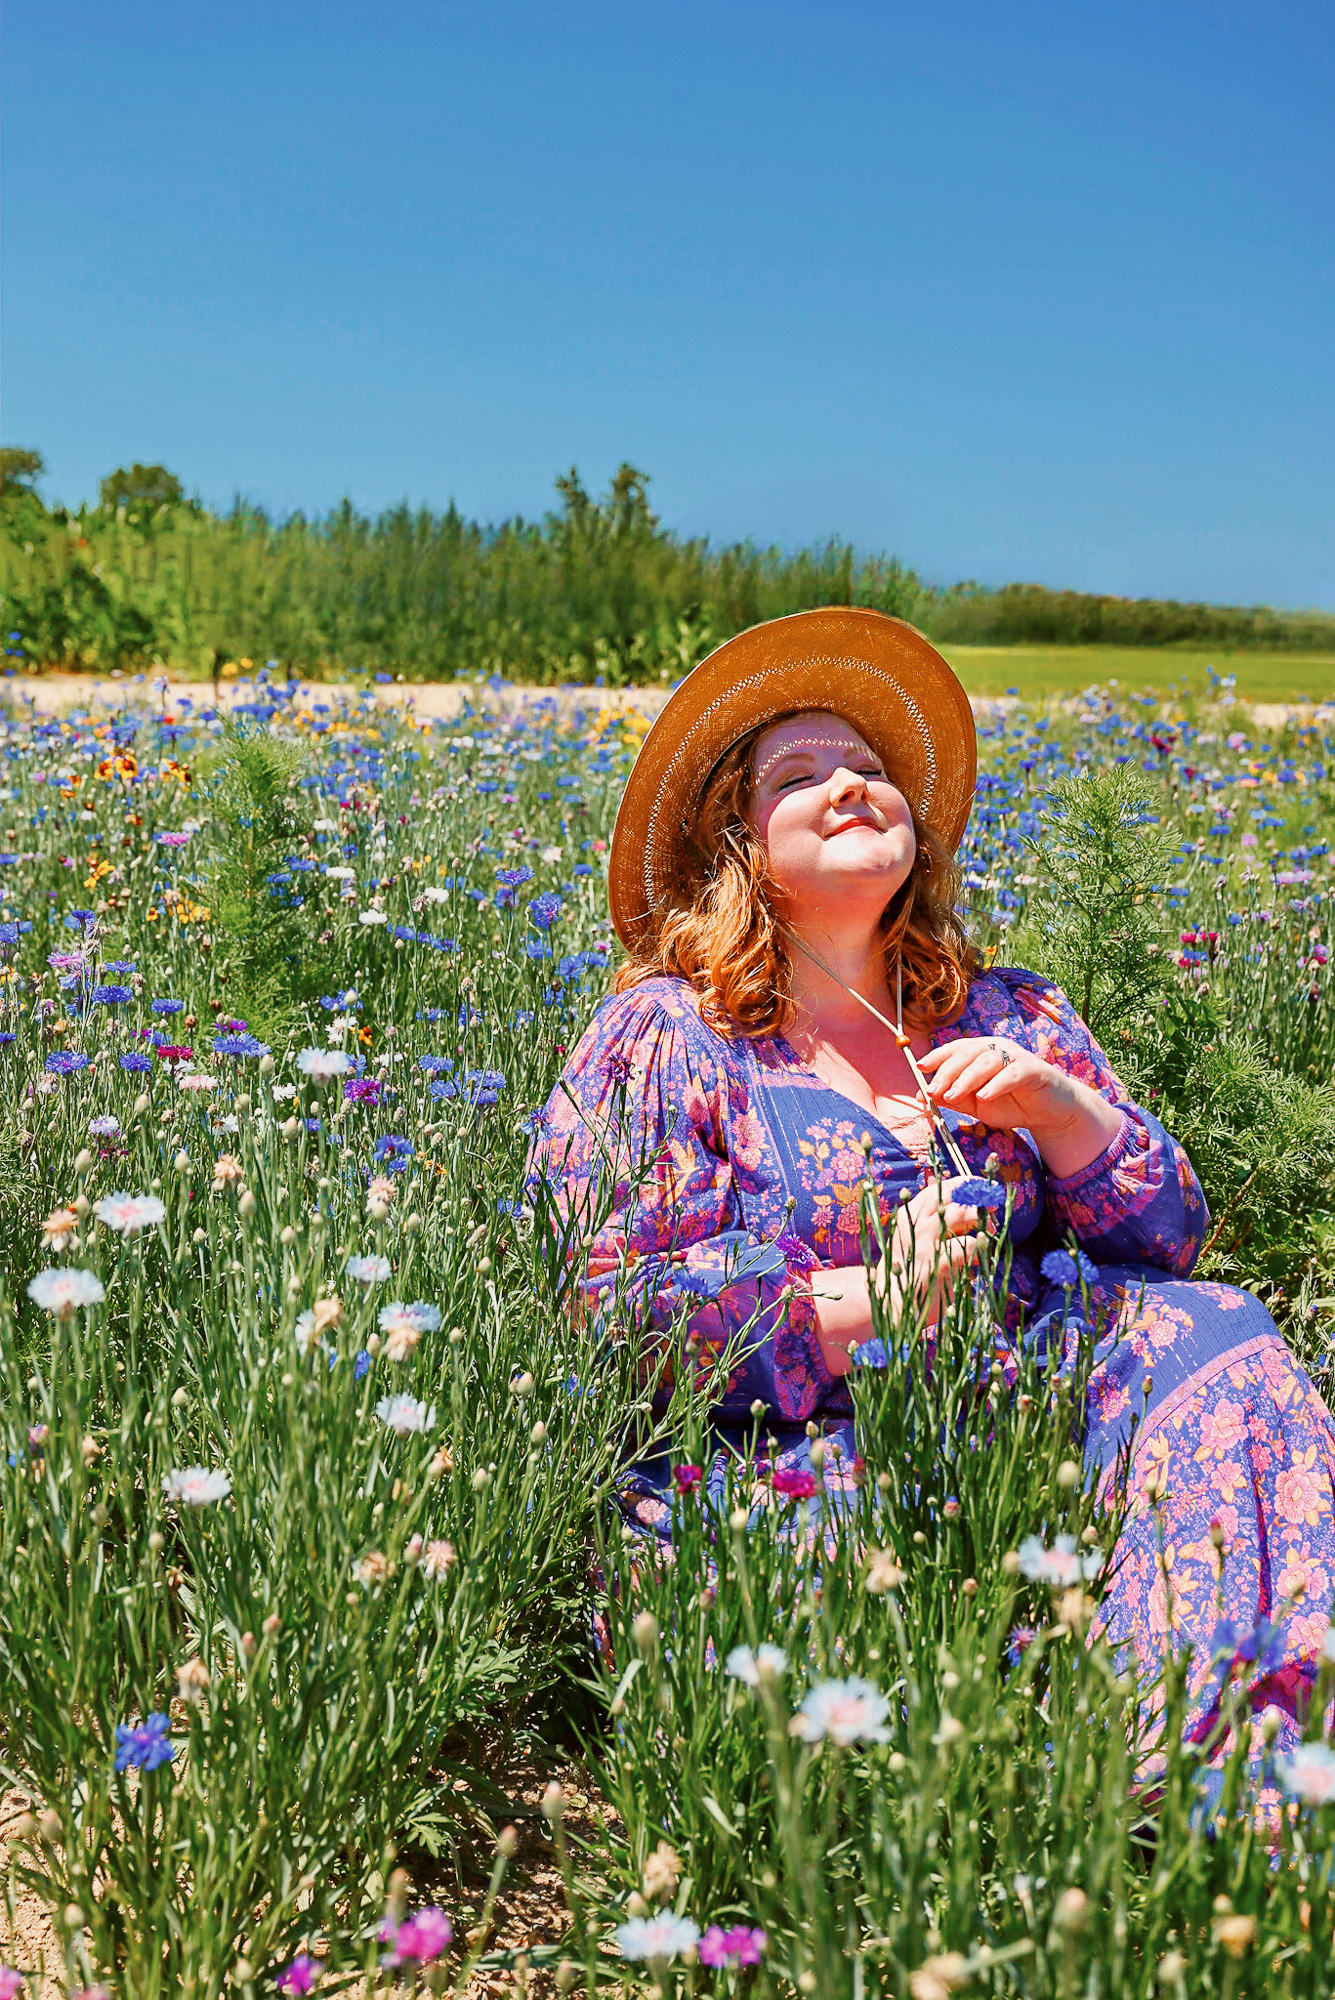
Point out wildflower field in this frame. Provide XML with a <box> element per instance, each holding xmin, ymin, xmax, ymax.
<box><xmin>1</xmin><ymin>670</ymin><xmax>1334</xmax><ymax>1998</ymax></box>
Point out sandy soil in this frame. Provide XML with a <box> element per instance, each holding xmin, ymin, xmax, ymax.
<box><xmin>2</xmin><ymin>1766</ymin><xmax>607</xmax><ymax>1995</ymax></box>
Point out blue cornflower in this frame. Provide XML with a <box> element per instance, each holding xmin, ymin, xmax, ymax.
<box><xmin>0</xmin><ymin>1032</ymin><xmax>15</xmax><ymax>1047</ymax></box>
<box><xmin>91</xmin><ymin>984</ymin><xmax>133</xmax><ymax>1006</ymax></box>
<box><xmin>0</xmin><ymin>922</ymin><xmax>19</xmax><ymax>945</ymax></box>
<box><xmin>45</xmin><ymin>1050</ymin><xmax>90</xmax><ymax>1075</ymax></box>
<box><xmin>64</xmin><ymin>909</ymin><xmax>97</xmax><ymax>931</ymax></box>
<box><xmin>373</xmin><ymin>1134</ymin><xmax>413</xmax><ymax>1172</ymax></box>
<box><xmin>429</xmin><ymin>1076</ymin><xmax>458</xmax><ymax>1101</ymax></box>
<box><xmin>418</xmin><ymin>1056</ymin><xmax>454</xmax><ymax>1074</ymax></box>
<box><xmin>524</xmin><ymin>938</ymin><xmax>549</xmax><ymax>960</ymax></box>
<box><xmin>950</xmin><ymin>1177</ymin><xmax>1008</xmax><ymax>1211</ymax></box>
<box><xmin>527</xmin><ymin>890</ymin><xmax>563</xmax><ymax>932</ymax></box>
<box><xmin>152</xmin><ymin>998</ymin><xmax>184</xmax><ymax>1015</ymax></box>
<box><xmin>495</xmin><ymin>866</ymin><xmax>534</xmax><ymax>889</ymax></box>
<box><xmin>120</xmin><ymin>1051</ymin><xmax>152</xmax><ymax>1073</ymax></box>
<box><xmin>213</xmin><ymin>1033</ymin><xmax>269</xmax><ymax>1060</ymax></box>
<box><xmin>464</xmin><ymin>1069</ymin><xmax>506</xmax><ymax>1108</ymax></box>
<box><xmin>353</xmin><ymin>1349</ymin><xmax>372</xmax><ymax>1379</ymax></box>
<box><xmin>104</xmin><ymin>960</ymin><xmax>136</xmax><ymax>973</ymax></box>
<box><xmin>114</xmin><ymin>1711</ymin><xmax>175</xmax><ymax>1773</ymax></box>
<box><xmin>1040</xmin><ymin>1248</ymin><xmax>1098</xmax><ymax>1288</ymax></box>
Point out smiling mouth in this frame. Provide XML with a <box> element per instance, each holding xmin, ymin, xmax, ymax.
<box><xmin>826</xmin><ymin>818</ymin><xmax>885</xmax><ymax>837</ymax></box>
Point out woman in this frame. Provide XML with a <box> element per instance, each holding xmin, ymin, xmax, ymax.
<box><xmin>532</xmin><ymin>607</ymin><xmax>1335</xmax><ymax>1758</ymax></box>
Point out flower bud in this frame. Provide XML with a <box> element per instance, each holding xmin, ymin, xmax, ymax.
<box><xmin>554</xmin><ymin>1963</ymin><xmax>580</xmax><ymax>1994</ymax></box>
<box><xmin>173</xmin><ymin>1149</ymin><xmax>190</xmax><ymax>1171</ymax></box>
<box><xmin>81</xmin><ymin>1435</ymin><xmax>100</xmax><ymax>1464</ymax></box>
<box><xmin>74</xmin><ymin>1148</ymin><xmax>93</xmax><ymax>1172</ymax></box>
<box><xmin>541</xmin><ymin>1781</ymin><xmax>566</xmax><ymax>1821</ymax></box>
<box><xmin>148</xmin><ymin>1530</ymin><xmax>165</xmax><ymax>1552</ymax></box>
<box><xmin>496</xmin><ymin>1824</ymin><xmax>518</xmax><ymax>1858</ymax></box>
<box><xmin>262</xmin><ymin>1612</ymin><xmax>280</xmax><ymax>1636</ymax></box>
<box><xmin>134</xmin><ymin>1094</ymin><xmax>150</xmax><ymax>1114</ymax></box>
<box><xmin>258</xmin><ymin>1053</ymin><xmax>275</xmax><ymax>1075</ymax></box>
<box><xmin>280</xmin><ymin>1225</ymin><xmax>295</xmax><ymax>1245</ymax></box>
<box><xmin>530</xmin><ymin>1420</ymin><xmax>547</xmax><ymax>1444</ymax></box>
<box><xmin>1055</xmin><ymin>1888</ymin><xmax>1088</xmax><ymax>1933</ymax></box>
<box><xmin>511</xmin><ymin>1371</ymin><xmax>535</xmax><ymax>1398</ymax></box>
<box><xmin>73</xmin><ymin>1193</ymin><xmax>91</xmax><ymax>1218</ymax></box>
<box><xmin>64</xmin><ymin>1904</ymin><xmax>85</xmax><ymax>1930</ymax></box>
<box><xmin>1056</xmin><ymin>1460</ymin><xmax>1079</xmax><ymax>1490</ymax></box>
<box><xmin>171</xmin><ymin>1387</ymin><xmax>189</xmax><ymax>1408</ymax></box>
<box><xmin>38</xmin><ymin>1810</ymin><xmax>61</xmax><ymax>1843</ymax></box>
<box><xmin>632</xmin><ymin>1610</ymin><xmax>659</xmax><ymax>1653</ymax></box>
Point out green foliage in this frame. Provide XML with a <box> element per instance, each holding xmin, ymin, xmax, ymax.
<box><xmin>3</xmin><ymin>459</ymin><xmax>1333</xmax><ymax>677</ymax></box>
<box><xmin>1008</xmin><ymin>765</ymin><xmax>1177</xmax><ymax>1038</ymax></box>
<box><xmin>202</xmin><ymin>724</ymin><xmax>329</xmax><ymax>1043</ymax></box>
<box><xmin>98</xmin><ymin>461</ymin><xmax>186</xmax><ymax>511</ymax></box>
<box><xmin>1</xmin><ymin>446</ymin><xmax>45</xmax><ymax>493</ymax></box>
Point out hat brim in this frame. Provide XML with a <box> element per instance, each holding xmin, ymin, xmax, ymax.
<box><xmin>608</xmin><ymin>607</ymin><xmax>976</xmax><ymax>952</ymax></box>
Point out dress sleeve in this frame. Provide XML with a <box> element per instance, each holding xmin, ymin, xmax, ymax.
<box><xmin>997</xmin><ymin>972</ymin><xmax>1209</xmax><ymax>1277</ymax></box>
<box><xmin>528</xmin><ymin>982</ymin><xmax>833</xmax><ymax>1422</ymax></box>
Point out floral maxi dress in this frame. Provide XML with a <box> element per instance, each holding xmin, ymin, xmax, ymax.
<box><xmin>532</xmin><ymin>966</ymin><xmax>1335</xmax><ymax>1765</ymax></box>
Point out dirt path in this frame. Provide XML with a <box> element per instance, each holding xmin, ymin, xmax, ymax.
<box><xmin>1</xmin><ymin>670</ymin><xmax>1329</xmax><ymax>735</ymax></box>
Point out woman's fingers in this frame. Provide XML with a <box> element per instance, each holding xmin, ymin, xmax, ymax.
<box><xmin>933</xmin><ymin>1051</ymin><xmax>1005</xmax><ymax>1103</ymax></box>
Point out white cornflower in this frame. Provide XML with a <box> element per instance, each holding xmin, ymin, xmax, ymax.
<box><xmin>270</xmin><ymin>1082</ymin><xmax>298</xmax><ymax>1101</ymax></box>
<box><xmin>420</xmin><ymin>885</ymin><xmax>450</xmax><ymax>904</ymax></box>
<box><xmin>296</xmin><ymin>1048</ymin><xmax>352</xmax><ymax>1079</ymax></box>
<box><xmin>1016</xmin><ymin>1534</ymin><xmax>1103</xmax><ymax>1587</ymax></box>
<box><xmin>162</xmin><ymin>1466</ymin><xmax>232</xmax><ymax>1506</ymax></box>
<box><xmin>358</xmin><ymin>908</ymin><xmax>389</xmax><ymax>926</ymax></box>
<box><xmin>376</xmin><ymin>1392</ymin><xmax>436</xmax><ymax>1435</ymax></box>
<box><xmin>725</xmin><ymin>1643</ymin><xmax>789</xmax><ymax>1686</ymax></box>
<box><xmin>347</xmin><ymin>1253</ymin><xmax>392</xmax><ymax>1284</ymax></box>
<box><xmin>27</xmin><ymin>1267</ymin><xmax>105</xmax><ymax>1316</ymax></box>
<box><xmin>790</xmin><ymin>1675</ymin><xmax>891</xmax><ymax>1746</ymax></box>
<box><xmin>616</xmin><ymin>1914</ymin><xmax>700</xmax><ymax>1963</ymax></box>
<box><xmin>1279</xmin><ymin>1742</ymin><xmax>1335</xmax><ymax>1805</ymax></box>
<box><xmin>95</xmin><ymin>1192</ymin><xmax>167</xmax><ymax>1235</ymax></box>
<box><xmin>325</xmin><ymin>865</ymin><xmax>356</xmax><ymax>880</ymax></box>
<box><xmin>421</xmin><ymin>1539</ymin><xmax>456</xmax><ymax>1578</ymax></box>
<box><xmin>177</xmin><ymin>1072</ymin><xmax>216</xmax><ymax>1092</ymax></box>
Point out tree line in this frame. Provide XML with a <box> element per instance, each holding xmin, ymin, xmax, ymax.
<box><xmin>2</xmin><ymin>449</ymin><xmax>1331</xmax><ymax>679</ymax></box>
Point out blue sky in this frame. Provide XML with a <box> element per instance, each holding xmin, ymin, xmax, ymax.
<box><xmin>5</xmin><ymin>0</ymin><xmax>1332</xmax><ymax>607</ymax></box>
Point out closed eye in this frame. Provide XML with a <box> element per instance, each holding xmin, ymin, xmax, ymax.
<box><xmin>775</xmin><ymin>764</ymin><xmax>884</xmax><ymax>791</ymax></box>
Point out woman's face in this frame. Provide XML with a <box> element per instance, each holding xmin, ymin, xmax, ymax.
<box><xmin>749</xmin><ymin>710</ymin><xmax>916</xmax><ymax>929</ymax></box>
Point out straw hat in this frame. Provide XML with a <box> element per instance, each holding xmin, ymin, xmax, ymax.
<box><xmin>608</xmin><ymin>607</ymin><xmax>976</xmax><ymax>951</ymax></box>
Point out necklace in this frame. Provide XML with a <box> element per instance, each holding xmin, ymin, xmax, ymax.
<box><xmin>781</xmin><ymin>930</ymin><xmax>972</xmax><ymax>1177</ymax></box>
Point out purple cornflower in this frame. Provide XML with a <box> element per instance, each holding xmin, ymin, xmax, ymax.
<box><xmin>277</xmin><ymin>1955</ymin><xmax>315</xmax><ymax>1994</ymax></box>
<box><xmin>699</xmin><ymin>1925</ymin><xmax>766</xmax><ymax>1969</ymax></box>
<box><xmin>113</xmin><ymin>1711</ymin><xmax>174</xmax><ymax>1772</ymax></box>
<box><xmin>343</xmin><ymin>1077</ymin><xmax>383</xmax><ymax>1106</ymax></box>
<box><xmin>673</xmin><ymin>1463</ymin><xmax>704</xmax><ymax>1497</ymax></box>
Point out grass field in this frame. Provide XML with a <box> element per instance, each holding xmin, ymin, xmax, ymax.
<box><xmin>0</xmin><ymin>676</ymin><xmax>1333</xmax><ymax>1994</ymax></box>
<box><xmin>941</xmin><ymin>644</ymin><xmax>1335</xmax><ymax>704</ymax></box>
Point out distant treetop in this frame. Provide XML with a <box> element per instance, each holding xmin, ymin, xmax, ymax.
<box><xmin>1</xmin><ymin>447</ymin><xmax>45</xmax><ymax>494</ymax></box>
<box><xmin>99</xmin><ymin>463</ymin><xmax>185</xmax><ymax>510</ymax></box>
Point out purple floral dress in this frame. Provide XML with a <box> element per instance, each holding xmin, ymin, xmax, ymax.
<box><xmin>533</xmin><ymin>968</ymin><xmax>1335</xmax><ymax>1773</ymax></box>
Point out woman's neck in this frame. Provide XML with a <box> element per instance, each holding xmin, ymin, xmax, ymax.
<box><xmin>783</xmin><ymin>917</ymin><xmax>895</xmax><ymax>1038</ymax></box>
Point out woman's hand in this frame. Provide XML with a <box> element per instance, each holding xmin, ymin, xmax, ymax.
<box><xmin>918</xmin><ymin>1036</ymin><xmax>1124</xmax><ymax>1180</ymax></box>
<box><xmin>811</xmin><ymin>1176</ymin><xmax>983</xmax><ymax>1374</ymax></box>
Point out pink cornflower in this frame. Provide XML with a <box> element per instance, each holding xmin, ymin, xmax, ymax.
<box><xmin>772</xmin><ymin>1466</ymin><xmax>818</xmax><ymax>1500</ymax></box>
<box><xmin>673</xmin><ymin>1463</ymin><xmax>703</xmax><ymax>1496</ymax></box>
<box><xmin>277</xmin><ymin>1956</ymin><xmax>315</xmax><ymax>1995</ymax></box>
<box><xmin>380</xmin><ymin>1907</ymin><xmax>452</xmax><ymax>1966</ymax></box>
<box><xmin>699</xmin><ymin>1924</ymin><xmax>767</xmax><ymax>1969</ymax></box>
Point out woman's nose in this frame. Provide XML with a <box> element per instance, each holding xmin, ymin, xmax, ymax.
<box><xmin>828</xmin><ymin>765</ymin><xmax>868</xmax><ymax>804</ymax></box>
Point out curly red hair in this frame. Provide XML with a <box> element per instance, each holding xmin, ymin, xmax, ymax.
<box><xmin>615</xmin><ymin>718</ymin><xmax>979</xmax><ymax>1036</ymax></box>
